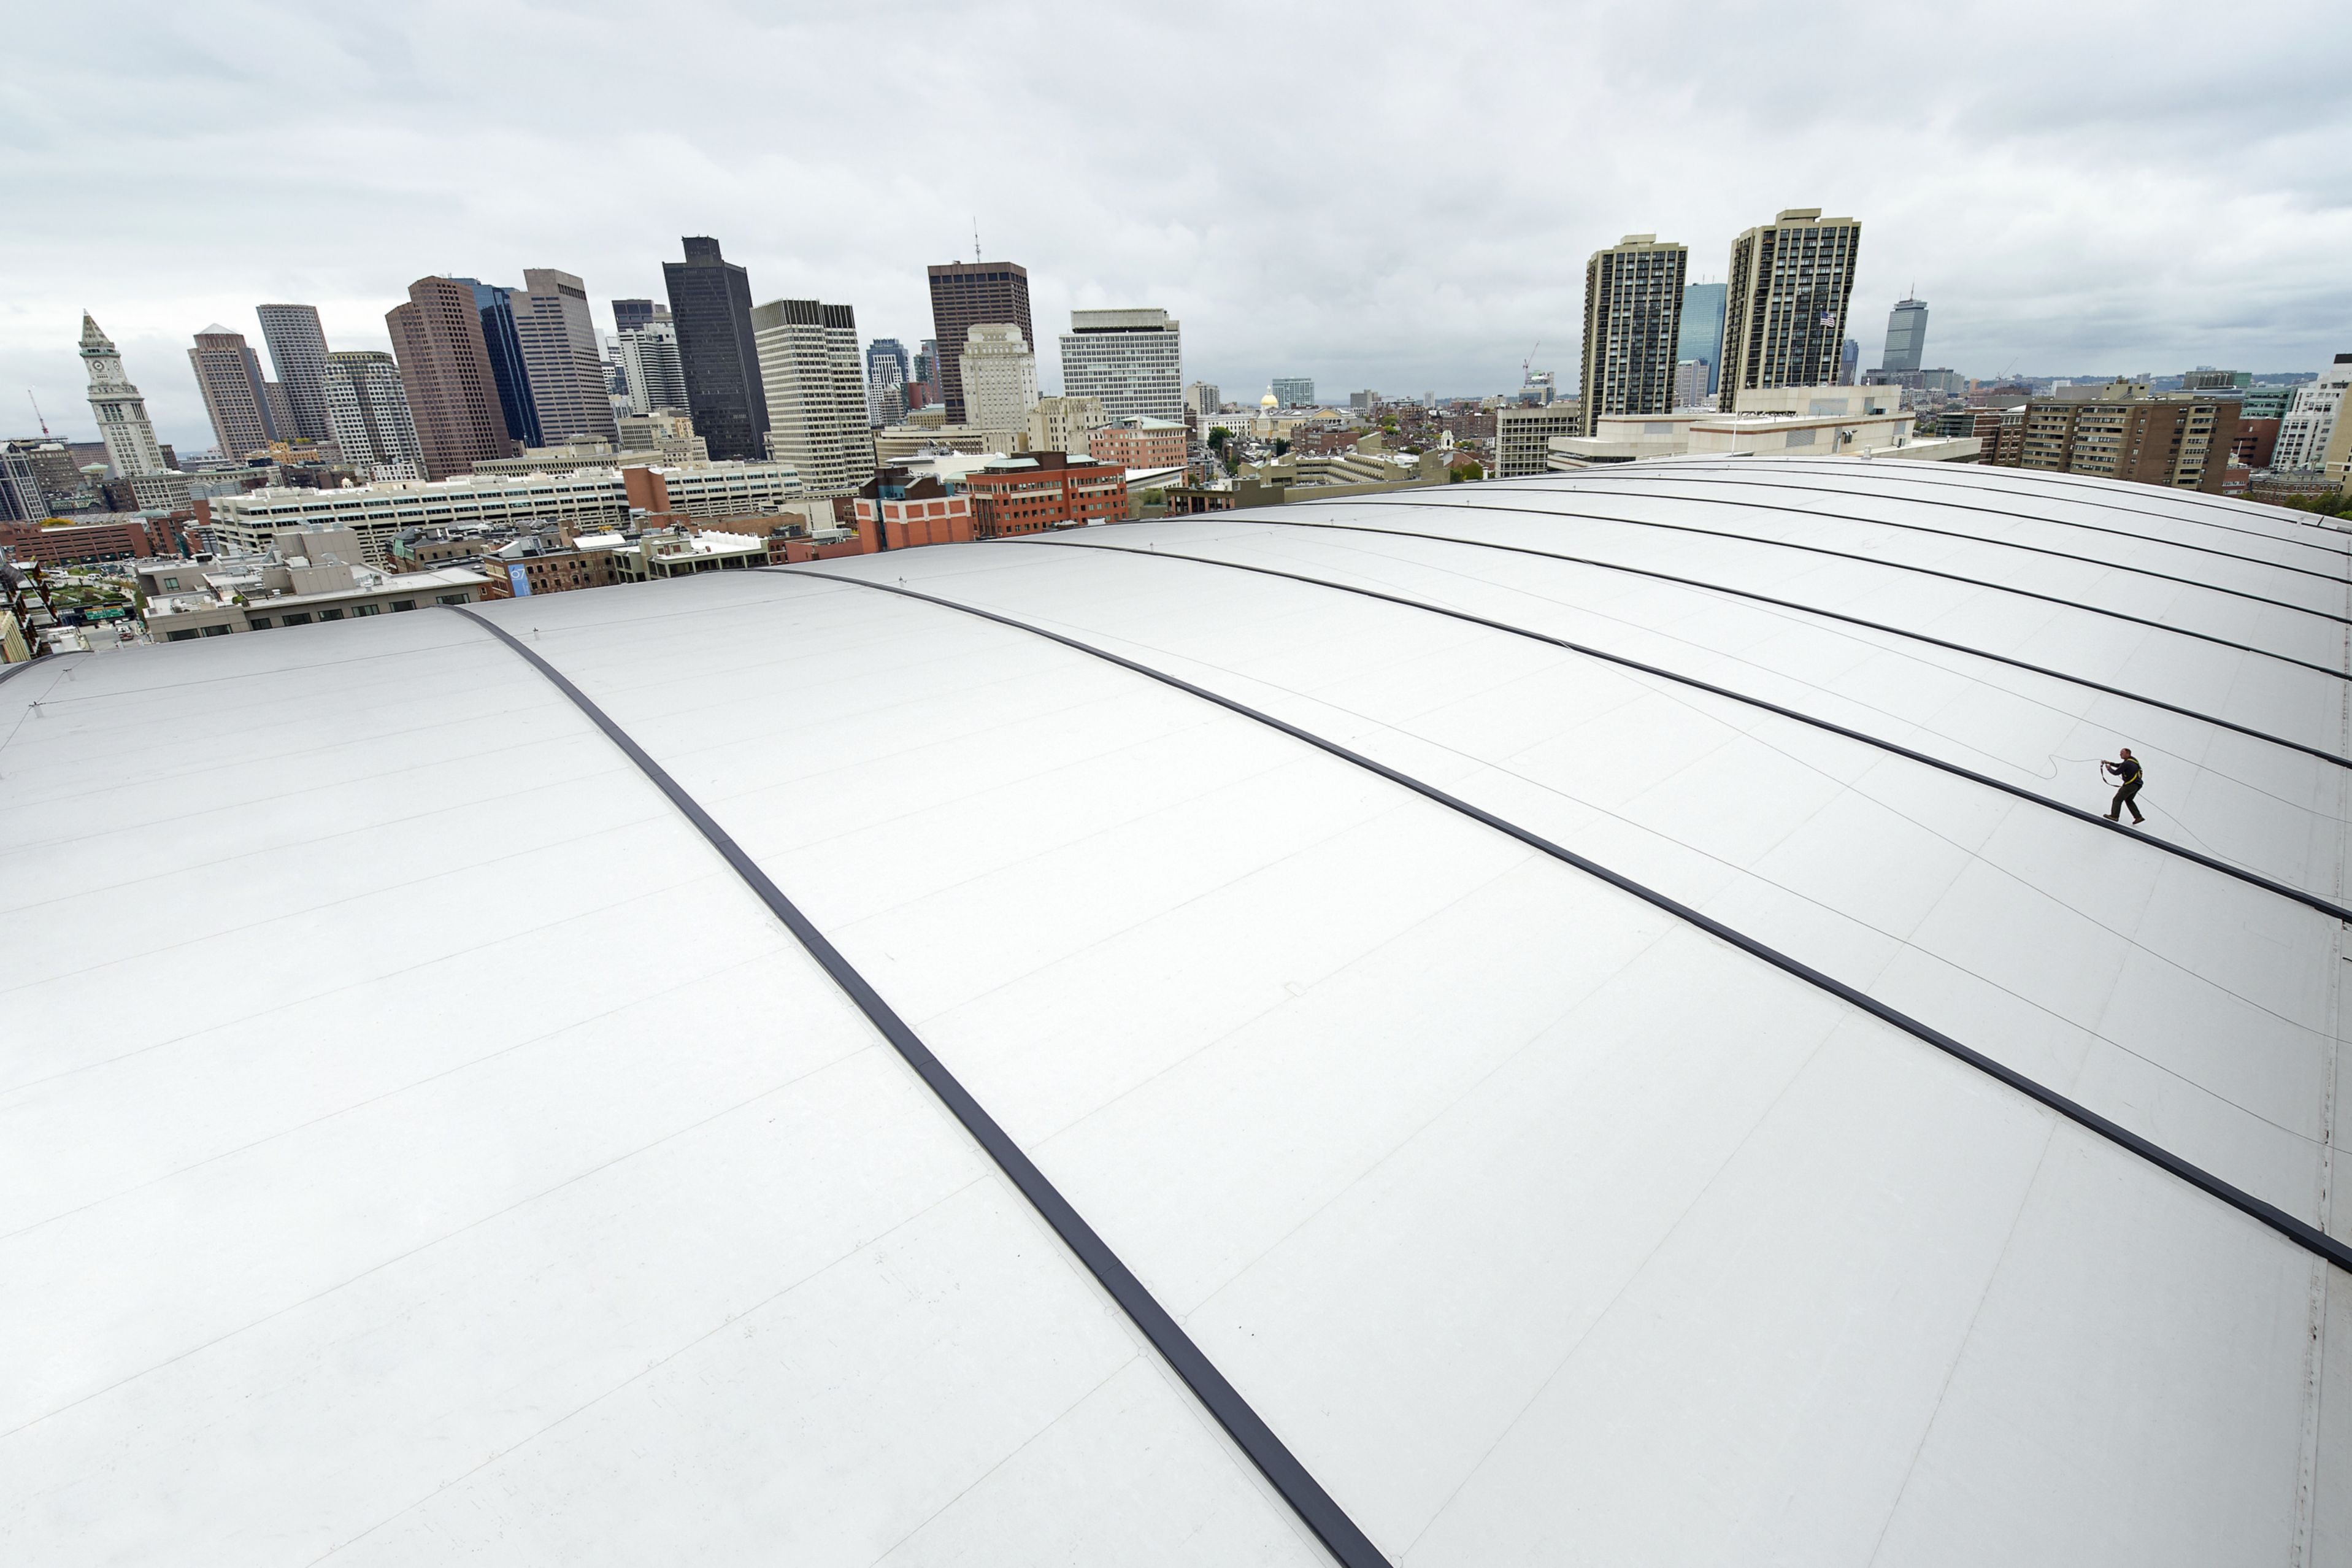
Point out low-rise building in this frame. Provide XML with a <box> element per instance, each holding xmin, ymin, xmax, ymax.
<box><xmin>874</xmin><ymin>423</ymin><xmax>1028</xmax><ymax>463</ymax></box>
<box><xmin>1086</xmin><ymin>415</ymin><xmax>1187</xmax><ymax>471</ymax></box>
<box><xmin>140</xmin><ymin>526</ymin><xmax>488</xmax><ymax>639</ymax></box>
<box><xmin>593</xmin><ymin>526</ymin><xmax>770</xmax><ymax>583</ymax></box>
<box><xmin>1027</xmin><ymin>396</ymin><xmax>1107</xmax><ymax>457</ymax></box>
<box><xmin>1495</xmin><ymin>401</ymin><xmax>1584</xmax><ymax>477</ymax></box>
<box><xmin>853</xmin><ymin>468</ymin><xmax>975</xmax><ymax>550</ymax></box>
<box><xmin>478</xmin><ymin>537</ymin><xmax>620</xmax><ymax>598</ymax></box>
<box><xmin>963</xmin><ymin>452</ymin><xmax>1126</xmax><ymax>538</ymax></box>
<box><xmin>1548</xmin><ymin>388</ymin><xmax>1978</xmax><ymax>468</ymax></box>
<box><xmin>1</xmin><ymin>515</ymin><xmax>182</xmax><ymax>566</ymax></box>
<box><xmin>616</xmin><ymin>411</ymin><xmax>708</xmax><ymax>464</ymax></box>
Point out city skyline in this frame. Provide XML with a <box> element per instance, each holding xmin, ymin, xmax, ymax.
<box><xmin>6</xmin><ymin>4</ymin><xmax>2349</xmax><ymax>449</ymax></box>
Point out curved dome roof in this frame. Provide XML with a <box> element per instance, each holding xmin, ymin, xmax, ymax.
<box><xmin>4</xmin><ymin>458</ymin><xmax>2348</xmax><ymax>1562</ymax></box>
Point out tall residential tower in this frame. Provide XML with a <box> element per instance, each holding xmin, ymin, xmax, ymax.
<box><xmin>1718</xmin><ymin>209</ymin><xmax>1863</xmax><ymax>412</ymax></box>
<box><xmin>386</xmin><ymin>276</ymin><xmax>513</xmax><ymax>480</ymax></box>
<box><xmin>750</xmin><ymin>298</ymin><xmax>876</xmax><ymax>497</ymax></box>
<box><xmin>188</xmin><ymin>325</ymin><xmax>283</xmax><ymax>458</ymax></box>
<box><xmin>1576</xmin><ymin>236</ymin><xmax>1688</xmax><ymax>433</ymax></box>
<box><xmin>323</xmin><ymin>350</ymin><xmax>425</xmax><ymax>480</ymax></box>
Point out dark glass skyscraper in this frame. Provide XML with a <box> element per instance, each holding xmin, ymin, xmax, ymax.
<box><xmin>451</xmin><ymin>278</ymin><xmax>542</xmax><ymax>449</ymax></box>
<box><xmin>1881</xmin><ymin>298</ymin><xmax>1929</xmax><ymax>374</ymax></box>
<box><xmin>663</xmin><ymin>237</ymin><xmax>769</xmax><ymax>461</ymax></box>
<box><xmin>611</xmin><ymin>298</ymin><xmax>660</xmax><ymax>336</ymax></box>
<box><xmin>1677</xmin><ymin>282</ymin><xmax>1727</xmax><ymax>396</ymax></box>
<box><xmin>926</xmin><ymin>261</ymin><xmax>1032</xmax><ymax>423</ymax></box>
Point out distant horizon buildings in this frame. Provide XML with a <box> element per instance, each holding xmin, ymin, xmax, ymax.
<box><xmin>1058</xmin><ymin>307</ymin><xmax>1183</xmax><ymax>421</ymax></box>
<box><xmin>617</xmin><ymin>313</ymin><xmax>686</xmax><ymax>417</ymax></box>
<box><xmin>1270</xmin><ymin>376</ymin><xmax>1315</xmax><ymax>409</ymax></box>
<box><xmin>511</xmin><ymin>268</ymin><xmax>618</xmax><ymax>446</ymax></box>
<box><xmin>1577</xmin><ymin>234</ymin><xmax>1687</xmax><ymax>434</ymax></box>
<box><xmin>665</xmin><ymin>236</ymin><xmax>769</xmax><ymax>462</ymax></box>
<box><xmin>866</xmin><ymin>338</ymin><xmax>910</xmax><ymax>428</ymax></box>
<box><xmin>255</xmin><ymin>304</ymin><xmax>335</xmax><ymax>442</ymax></box>
<box><xmin>927</xmin><ymin>261</ymin><xmax>1032</xmax><ymax>424</ymax></box>
<box><xmin>1718</xmin><ymin>208</ymin><xmax>1863</xmax><ymax>412</ymax></box>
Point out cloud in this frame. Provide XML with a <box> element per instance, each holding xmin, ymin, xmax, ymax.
<box><xmin>6</xmin><ymin>0</ymin><xmax>2348</xmax><ymax>448</ymax></box>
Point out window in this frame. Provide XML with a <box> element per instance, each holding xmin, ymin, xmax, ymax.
<box><xmin>166</xmin><ymin>629</ymin><xmax>197</xmax><ymax>642</ymax></box>
<box><xmin>391</xmin><ymin>600</ymin><xmax>416</xmax><ymax>612</ymax></box>
<box><xmin>201</xmin><ymin>623</ymin><xmax>231</xmax><ymax>637</ymax></box>
<box><xmin>281</xmin><ymin>612</ymin><xmax>312</xmax><ymax>626</ymax></box>
<box><xmin>436</xmin><ymin>594</ymin><xmax>469</xmax><ymax>606</ymax></box>
<box><xmin>249</xmin><ymin>617</ymin><xmax>272</xmax><ymax>629</ymax></box>
<box><xmin>319</xmin><ymin>607</ymin><xmax>344</xmax><ymax>620</ymax></box>
<box><xmin>356</xmin><ymin>602</ymin><xmax>381</xmax><ymax>616</ymax></box>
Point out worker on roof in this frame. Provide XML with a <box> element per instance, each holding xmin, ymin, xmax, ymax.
<box><xmin>2101</xmin><ymin>748</ymin><xmax>2145</xmax><ymax>826</ymax></box>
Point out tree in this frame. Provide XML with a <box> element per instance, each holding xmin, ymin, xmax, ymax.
<box><xmin>1207</xmin><ymin>426</ymin><xmax>1232</xmax><ymax>453</ymax></box>
<box><xmin>1274</xmin><ymin>437</ymin><xmax>1290</xmax><ymax>456</ymax></box>
<box><xmin>1448</xmin><ymin>460</ymin><xmax>1484</xmax><ymax>483</ymax></box>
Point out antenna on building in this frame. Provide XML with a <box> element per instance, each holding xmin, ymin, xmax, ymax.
<box><xmin>973</xmin><ymin>219</ymin><xmax>982</xmax><ymax>263</ymax></box>
<box><xmin>26</xmin><ymin>391</ymin><xmax>49</xmax><ymax>436</ymax></box>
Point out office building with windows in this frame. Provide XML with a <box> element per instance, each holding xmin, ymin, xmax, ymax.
<box><xmin>443</xmin><ymin>278</ymin><xmax>541</xmax><ymax>451</ymax></box>
<box><xmin>866</xmin><ymin>339</ymin><xmax>911</xmax><ymax>428</ymax></box>
<box><xmin>2273</xmin><ymin>355</ymin><xmax>2352</xmax><ymax>471</ymax></box>
<box><xmin>926</xmin><ymin>261</ymin><xmax>1032</xmax><ymax>423</ymax></box>
<box><xmin>1576</xmin><ymin>236</ymin><xmax>1687</xmax><ymax>435</ymax></box>
<box><xmin>1881</xmin><ymin>298</ymin><xmax>1929</xmax><ymax>375</ymax></box>
<box><xmin>1718</xmin><ymin>209</ymin><xmax>1864</xmax><ymax>411</ymax></box>
<box><xmin>386</xmin><ymin>276</ymin><xmax>515</xmax><ymax>480</ymax></box>
<box><xmin>959</xmin><ymin>323</ymin><xmax>1039</xmax><ymax>435</ymax></box>
<box><xmin>1058</xmin><ymin>308</ymin><xmax>1183</xmax><ymax>421</ymax></box>
<box><xmin>1677</xmin><ymin>282</ymin><xmax>1727</xmax><ymax>396</ymax></box>
<box><xmin>751</xmin><ymin>298</ymin><xmax>877</xmax><ymax>498</ymax></box>
<box><xmin>611</xmin><ymin>298</ymin><xmax>660</xmax><ymax>336</ymax></box>
<box><xmin>664</xmin><ymin>237</ymin><xmax>769</xmax><ymax>461</ymax></box>
<box><xmin>1270</xmin><ymin>377</ymin><xmax>1315</xmax><ymax>409</ymax></box>
<box><xmin>323</xmin><ymin>350</ymin><xmax>425</xmax><ymax>482</ymax></box>
<box><xmin>255</xmin><ymin>304</ymin><xmax>336</xmax><ymax>442</ymax></box>
<box><xmin>617</xmin><ymin>317</ymin><xmax>688</xmax><ymax>417</ymax></box>
<box><xmin>188</xmin><ymin>326</ymin><xmax>284</xmax><ymax>458</ymax></box>
<box><xmin>512</xmin><ymin>268</ymin><xmax>618</xmax><ymax>446</ymax></box>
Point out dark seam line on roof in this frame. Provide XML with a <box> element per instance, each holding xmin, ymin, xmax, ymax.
<box><xmin>766</xmin><ymin>571</ymin><xmax>2352</xmax><ymax>1278</ymax></box>
<box><xmin>1310</xmin><ymin>498</ymin><xmax>2352</xmax><ymax>683</ymax></box>
<box><xmin>1015</xmin><ymin>538</ymin><xmax>2352</xmax><ymax>924</ymax></box>
<box><xmin>1558</xmin><ymin>463</ymin><xmax>2352</xmax><ymax>569</ymax></box>
<box><xmin>1471</xmin><ymin>481</ymin><xmax>2352</xmax><ymax>619</ymax></box>
<box><xmin>1653</xmin><ymin>457</ymin><xmax>2352</xmax><ymax>554</ymax></box>
<box><xmin>1232</xmin><ymin>517</ymin><xmax>2352</xmax><ymax>771</ymax></box>
<box><xmin>445</xmin><ymin>605</ymin><xmax>1393</xmax><ymax>1568</ymax></box>
<box><xmin>0</xmin><ymin>653</ymin><xmax>75</xmax><ymax>690</ymax></box>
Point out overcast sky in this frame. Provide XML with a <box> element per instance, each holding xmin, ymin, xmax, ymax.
<box><xmin>9</xmin><ymin>1</ymin><xmax>2350</xmax><ymax>450</ymax></box>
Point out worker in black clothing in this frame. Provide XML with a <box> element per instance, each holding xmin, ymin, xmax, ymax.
<box><xmin>2102</xmin><ymin>748</ymin><xmax>2145</xmax><ymax>825</ymax></box>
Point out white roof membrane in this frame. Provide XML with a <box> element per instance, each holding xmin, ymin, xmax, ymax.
<box><xmin>2</xmin><ymin>459</ymin><xmax>2344</xmax><ymax>1564</ymax></box>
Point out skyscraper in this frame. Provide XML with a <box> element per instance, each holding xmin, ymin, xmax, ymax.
<box><xmin>448</xmin><ymin>279</ymin><xmax>541</xmax><ymax>450</ymax></box>
<box><xmin>79</xmin><ymin>313</ymin><xmax>166</xmax><ymax>478</ymax></box>
<box><xmin>866</xmin><ymin>339</ymin><xmax>910</xmax><ymax>426</ymax></box>
<box><xmin>926</xmin><ymin>261</ymin><xmax>1032</xmax><ymax>423</ymax></box>
<box><xmin>1576</xmin><ymin>235</ymin><xmax>1688</xmax><ymax>434</ymax></box>
<box><xmin>188</xmin><ymin>325</ymin><xmax>283</xmax><ymax>458</ymax></box>
<box><xmin>1881</xmin><ymin>298</ymin><xmax>1929</xmax><ymax>374</ymax></box>
<box><xmin>750</xmin><ymin>298</ymin><xmax>876</xmax><ymax>498</ymax></box>
<box><xmin>255</xmin><ymin>304</ymin><xmax>335</xmax><ymax>441</ymax></box>
<box><xmin>386</xmin><ymin>276</ymin><xmax>513</xmax><ymax>480</ymax></box>
<box><xmin>911</xmin><ymin>339</ymin><xmax>940</xmax><ymax>410</ymax></box>
<box><xmin>1839</xmin><ymin>339</ymin><xmax>1860</xmax><ymax>386</ymax></box>
<box><xmin>663</xmin><ymin>237</ymin><xmax>768</xmax><ymax>461</ymax></box>
<box><xmin>618</xmin><ymin>318</ymin><xmax>688</xmax><ymax>416</ymax></box>
<box><xmin>1270</xmin><ymin>377</ymin><xmax>1315</xmax><ymax>409</ymax></box>
<box><xmin>1677</xmin><ymin>282</ymin><xmax>1727</xmax><ymax>396</ymax></box>
<box><xmin>1718</xmin><ymin>209</ymin><xmax>1863</xmax><ymax>412</ymax></box>
<box><xmin>512</xmin><ymin>268</ymin><xmax>618</xmax><ymax>445</ymax></box>
<box><xmin>1058</xmin><ymin>309</ymin><xmax>1183</xmax><ymax>421</ymax></box>
<box><xmin>611</xmin><ymin>298</ymin><xmax>660</xmax><ymax>336</ymax></box>
<box><xmin>323</xmin><ymin>350</ymin><xmax>425</xmax><ymax>481</ymax></box>
<box><xmin>959</xmin><ymin>323</ymin><xmax>1039</xmax><ymax>432</ymax></box>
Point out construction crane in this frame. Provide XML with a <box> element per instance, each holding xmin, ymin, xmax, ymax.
<box><xmin>1521</xmin><ymin>342</ymin><xmax>1541</xmax><ymax>385</ymax></box>
<box><xmin>26</xmin><ymin>391</ymin><xmax>50</xmax><ymax>437</ymax></box>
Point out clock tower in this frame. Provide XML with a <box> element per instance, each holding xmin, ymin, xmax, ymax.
<box><xmin>80</xmin><ymin>313</ymin><xmax>167</xmax><ymax>478</ymax></box>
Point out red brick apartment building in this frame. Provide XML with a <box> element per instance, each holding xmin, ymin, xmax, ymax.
<box><xmin>963</xmin><ymin>452</ymin><xmax>1126</xmax><ymax>538</ymax></box>
<box><xmin>1086</xmin><ymin>418</ymin><xmax>1187</xmax><ymax>470</ymax></box>
<box><xmin>853</xmin><ymin>472</ymin><xmax>974</xmax><ymax>550</ymax></box>
<box><xmin>0</xmin><ymin>515</ymin><xmax>183</xmax><ymax>566</ymax></box>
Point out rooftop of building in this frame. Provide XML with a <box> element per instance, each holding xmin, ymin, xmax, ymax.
<box><xmin>6</xmin><ymin>460</ymin><xmax>2348</xmax><ymax>1558</ymax></box>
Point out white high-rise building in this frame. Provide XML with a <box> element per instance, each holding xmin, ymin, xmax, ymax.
<box><xmin>2273</xmin><ymin>355</ymin><xmax>2352</xmax><ymax>472</ymax></box>
<box><xmin>751</xmin><ymin>298</ymin><xmax>878</xmax><ymax>499</ymax></box>
<box><xmin>1058</xmin><ymin>308</ymin><xmax>1183</xmax><ymax>421</ymax></box>
<box><xmin>513</xmin><ymin>269</ymin><xmax>619</xmax><ymax>445</ymax></box>
<box><xmin>80</xmin><ymin>313</ymin><xmax>166</xmax><ymax>478</ymax></box>
<box><xmin>325</xmin><ymin>350</ymin><xmax>426</xmax><ymax>481</ymax></box>
<box><xmin>1185</xmin><ymin>381</ymin><xmax>1221</xmax><ymax>418</ymax></box>
<box><xmin>618</xmin><ymin>318</ymin><xmax>688</xmax><ymax>417</ymax></box>
<box><xmin>961</xmin><ymin>323</ymin><xmax>1039</xmax><ymax>434</ymax></box>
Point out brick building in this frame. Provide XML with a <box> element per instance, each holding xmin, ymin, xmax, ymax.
<box><xmin>2002</xmin><ymin>393</ymin><xmax>2239</xmax><ymax>492</ymax></box>
<box><xmin>853</xmin><ymin>470</ymin><xmax>975</xmax><ymax>550</ymax></box>
<box><xmin>1085</xmin><ymin>416</ymin><xmax>1186</xmax><ymax>470</ymax></box>
<box><xmin>0</xmin><ymin>515</ymin><xmax>180</xmax><ymax>566</ymax></box>
<box><xmin>963</xmin><ymin>452</ymin><xmax>1126</xmax><ymax>538</ymax></box>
